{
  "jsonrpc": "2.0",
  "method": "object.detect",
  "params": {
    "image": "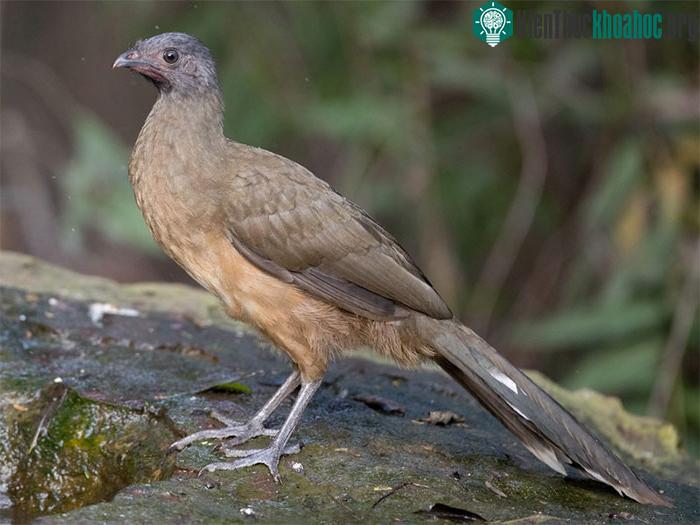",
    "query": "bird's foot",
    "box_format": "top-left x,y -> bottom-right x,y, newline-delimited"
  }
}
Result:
199,443 -> 301,482
168,411 -> 277,453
